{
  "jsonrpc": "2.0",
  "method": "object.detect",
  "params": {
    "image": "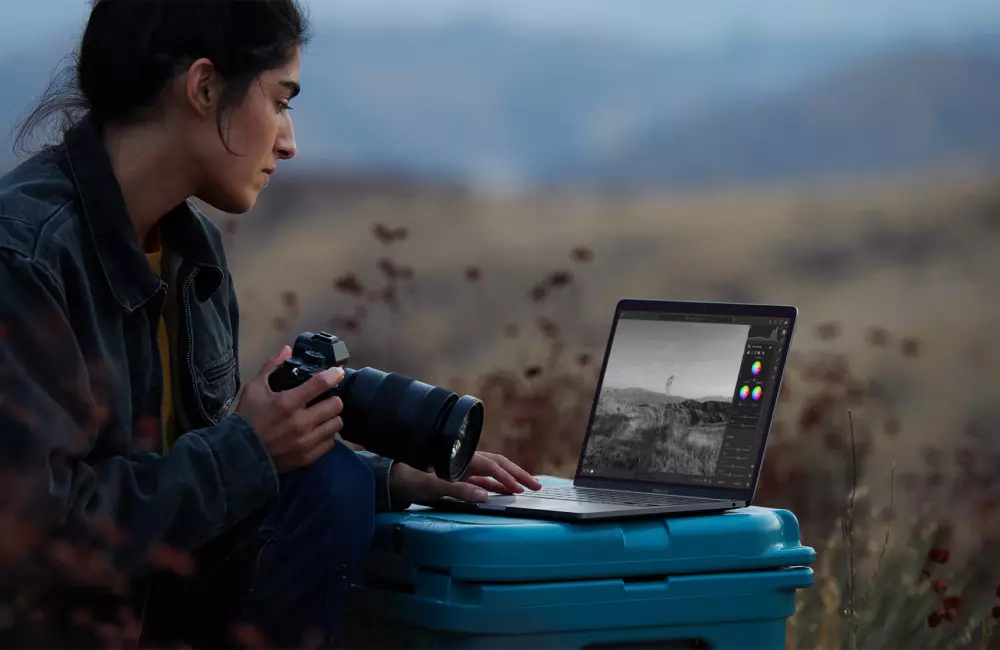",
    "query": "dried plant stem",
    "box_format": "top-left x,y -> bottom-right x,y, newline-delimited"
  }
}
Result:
981,618 -> 997,650
841,409 -> 859,650
860,460 -> 896,609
